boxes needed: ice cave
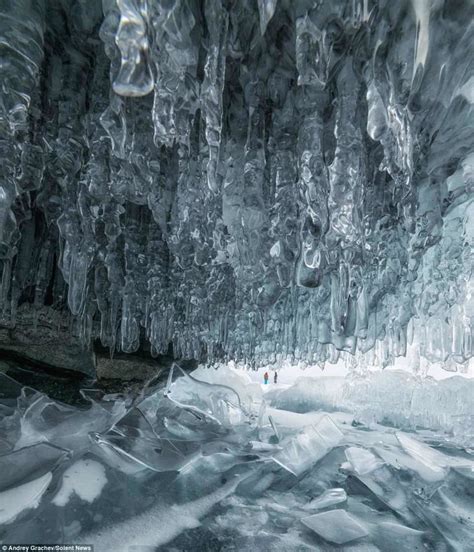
[0,0,473,550]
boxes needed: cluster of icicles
[0,0,472,369]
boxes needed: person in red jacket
[263,371,269,384]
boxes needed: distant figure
[264,371,269,384]
[274,372,278,384]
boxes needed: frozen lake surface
[0,366,473,551]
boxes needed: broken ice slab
[410,487,474,552]
[374,444,446,483]
[0,471,52,525]
[159,405,225,442]
[163,417,211,441]
[302,488,347,511]
[268,415,280,443]
[91,431,200,474]
[371,521,424,552]
[454,466,474,480]
[236,469,275,497]
[272,415,343,476]
[396,432,474,470]
[301,509,369,544]
[15,390,128,452]
[0,372,24,400]
[0,442,69,491]
[347,468,412,520]
[90,432,152,476]
[165,364,246,427]
[345,446,384,475]
[188,366,264,418]
[247,441,282,453]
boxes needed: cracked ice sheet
[272,415,344,476]
[345,447,384,475]
[76,475,247,551]
[1,369,474,550]
[266,407,354,429]
[302,509,369,544]
[0,472,52,525]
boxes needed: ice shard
[273,414,343,476]
[302,487,347,511]
[301,509,369,544]
[345,446,384,476]
[0,472,52,526]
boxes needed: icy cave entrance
[0,362,473,551]
[0,0,473,548]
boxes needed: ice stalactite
[0,0,472,369]
[202,0,229,193]
[113,0,154,97]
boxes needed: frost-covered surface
[0,0,472,368]
[0,367,473,550]
[52,459,107,507]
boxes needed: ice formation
[0,1,473,546]
[302,487,347,511]
[1,366,473,550]
[273,415,343,475]
[0,0,472,370]
[301,509,369,544]
[269,369,474,443]
[0,472,52,525]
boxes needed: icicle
[257,0,278,36]
[202,0,229,193]
[411,0,431,84]
[113,0,154,97]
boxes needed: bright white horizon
[226,352,474,387]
